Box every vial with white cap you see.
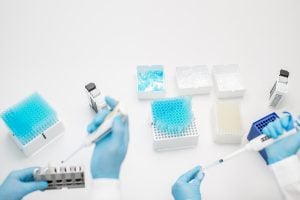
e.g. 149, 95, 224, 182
269, 69, 289, 108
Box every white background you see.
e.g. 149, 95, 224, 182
0, 0, 300, 199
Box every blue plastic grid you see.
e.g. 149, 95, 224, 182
247, 112, 279, 164
151, 97, 193, 133
1, 93, 58, 145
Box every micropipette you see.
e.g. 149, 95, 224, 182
203, 117, 300, 171
61, 104, 123, 164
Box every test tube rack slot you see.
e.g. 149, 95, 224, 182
34, 165, 85, 190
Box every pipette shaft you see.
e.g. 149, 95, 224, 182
61, 104, 122, 163
203, 147, 246, 171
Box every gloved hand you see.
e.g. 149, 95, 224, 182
0, 168, 48, 200
263, 113, 300, 164
172, 166, 204, 200
88, 96, 129, 179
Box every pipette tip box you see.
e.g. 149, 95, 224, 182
150, 97, 199, 151
247, 112, 279, 164
137, 65, 166, 100
1, 93, 64, 157
33, 165, 85, 190
176, 65, 212, 95
211, 100, 244, 144
212, 64, 246, 98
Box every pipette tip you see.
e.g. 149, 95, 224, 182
61, 145, 84, 165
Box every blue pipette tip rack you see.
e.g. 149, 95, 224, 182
150, 96, 199, 151
151, 96, 193, 133
1, 92, 64, 156
247, 112, 279, 164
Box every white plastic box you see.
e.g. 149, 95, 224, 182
9, 121, 64, 157
176, 65, 212, 95
212, 64, 245, 98
137, 65, 166, 99
211, 100, 244, 144
151, 117, 199, 151
1, 93, 65, 157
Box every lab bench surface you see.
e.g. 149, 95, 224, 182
1, 0, 300, 199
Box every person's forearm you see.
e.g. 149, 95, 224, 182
91, 179, 121, 200
270, 155, 300, 200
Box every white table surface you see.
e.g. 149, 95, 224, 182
1, 0, 300, 199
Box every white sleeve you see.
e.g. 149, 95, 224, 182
91, 179, 121, 200
270, 155, 300, 200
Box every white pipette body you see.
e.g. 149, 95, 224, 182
244, 127, 298, 152
61, 104, 122, 163
83, 107, 120, 147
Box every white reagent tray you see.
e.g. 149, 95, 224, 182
211, 100, 244, 144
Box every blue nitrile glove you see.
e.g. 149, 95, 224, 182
0, 168, 48, 200
172, 166, 205, 200
263, 113, 300, 164
88, 96, 129, 179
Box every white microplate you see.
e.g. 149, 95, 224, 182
176, 65, 212, 95
212, 100, 244, 144
212, 64, 245, 98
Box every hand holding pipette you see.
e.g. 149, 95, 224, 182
61, 96, 126, 164
203, 113, 300, 171
172, 166, 204, 200
263, 113, 300, 164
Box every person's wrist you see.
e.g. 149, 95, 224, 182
266, 149, 295, 165
91, 167, 120, 180
268, 156, 287, 165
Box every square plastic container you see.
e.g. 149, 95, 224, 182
9, 121, 64, 157
151, 117, 199, 151
247, 112, 279, 164
176, 65, 212, 95
212, 64, 245, 98
211, 100, 244, 144
1, 93, 64, 157
137, 65, 166, 99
